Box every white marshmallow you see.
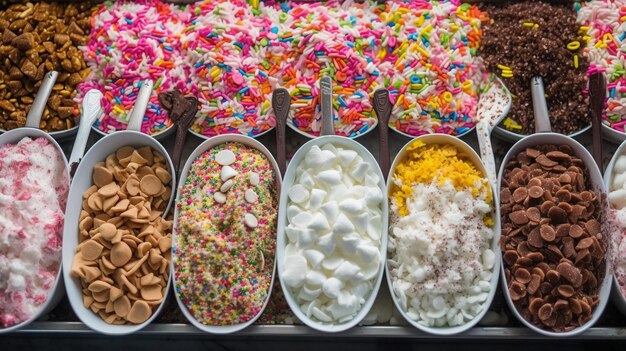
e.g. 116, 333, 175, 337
328, 184, 349, 202
299, 171, 315, 189
220, 179, 234, 192
289, 184, 309, 204
609, 189, 626, 209
245, 189, 258, 203
213, 192, 226, 204
305, 270, 327, 287
304, 146, 325, 169
308, 213, 330, 231
220, 165, 238, 181
298, 286, 322, 301
320, 201, 339, 224
613, 172, 626, 190
303, 249, 325, 268
317, 170, 341, 186
349, 160, 368, 182
334, 260, 360, 280
283, 255, 308, 288
322, 277, 344, 299
284, 243, 300, 258
365, 173, 380, 187
615, 155, 626, 173
364, 186, 384, 206
353, 212, 370, 234
321, 255, 344, 271
361, 260, 380, 280
482, 249, 495, 270
308, 189, 327, 210
356, 243, 379, 264
366, 215, 382, 240
249, 172, 260, 186
215, 150, 236, 166
244, 213, 258, 228
311, 307, 333, 322
292, 211, 313, 228
287, 205, 301, 223
338, 149, 358, 167
317, 233, 336, 256
338, 234, 360, 256
333, 213, 355, 235
338, 198, 364, 214
297, 228, 315, 248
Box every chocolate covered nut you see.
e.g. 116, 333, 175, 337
500, 145, 605, 332
0, 2, 91, 132
71, 146, 172, 325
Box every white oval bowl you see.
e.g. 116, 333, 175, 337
601, 138, 626, 316
92, 124, 175, 142
385, 134, 501, 335
493, 124, 591, 143
62, 131, 176, 335
602, 123, 626, 145
189, 124, 275, 141
0, 127, 70, 334
277, 135, 389, 332
172, 134, 281, 334
497, 132, 611, 337
287, 118, 377, 140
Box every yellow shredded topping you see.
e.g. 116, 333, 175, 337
392, 141, 493, 217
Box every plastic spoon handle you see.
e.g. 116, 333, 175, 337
589, 73, 606, 171
531, 77, 552, 133
69, 89, 102, 178
373, 88, 392, 180
272, 88, 291, 176
477, 120, 498, 192
25, 70, 58, 128
320, 76, 334, 136
127, 80, 153, 132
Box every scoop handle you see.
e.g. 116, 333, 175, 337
69, 89, 102, 178
127, 80, 153, 132
531, 77, 552, 133
25, 71, 58, 128
273, 88, 290, 176
320, 76, 334, 136
373, 88, 392, 180
589, 73, 606, 171
477, 120, 498, 193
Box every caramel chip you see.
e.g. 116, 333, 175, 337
139, 175, 162, 196
127, 300, 151, 324
81, 240, 104, 261
93, 165, 114, 188
528, 186, 544, 199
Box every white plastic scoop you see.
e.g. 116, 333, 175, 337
475, 77, 512, 191
68, 89, 102, 177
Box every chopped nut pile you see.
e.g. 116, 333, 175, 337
71, 146, 173, 325
0, 2, 92, 132
500, 145, 606, 332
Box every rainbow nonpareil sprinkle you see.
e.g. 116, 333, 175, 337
174, 143, 277, 326
78, 0, 190, 135
577, 0, 626, 132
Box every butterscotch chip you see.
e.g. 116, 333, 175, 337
548, 206, 568, 224
509, 281, 527, 301
116, 146, 134, 161
81, 240, 104, 261
121, 207, 138, 219
126, 300, 151, 324
111, 242, 132, 267
140, 285, 162, 301
130, 151, 148, 165
87, 192, 103, 212
584, 219, 601, 236
136, 166, 155, 180
157, 236, 171, 253
139, 175, 161, 196
114, 296, 131, 318
528, 274, 542, 295
89, 281, 112, 294
98, 182, 120, 197
99, 222, 117, 241
93, 165, 114, 188
155, 167, 172, 185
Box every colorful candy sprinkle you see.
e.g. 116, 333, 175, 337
174, 142, 277, 325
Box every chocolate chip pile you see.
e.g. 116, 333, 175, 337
480, 1, 591, 135
0, 2, 92, 132
71, 146, 173, 325
500, 145, 606, 332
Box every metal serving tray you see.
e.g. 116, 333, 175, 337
7, 127, 626, 339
